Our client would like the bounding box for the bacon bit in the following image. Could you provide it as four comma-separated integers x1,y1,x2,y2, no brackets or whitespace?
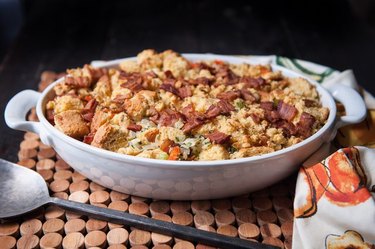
83,132,95,144
191,62,215,72
297,112,316,138
168,146,181,160
46,109,55,125
145,129,159,142
120,72,144,92
164,78,176,86
148,107,160,124
299,112,316,128
275,120,297,137
241,76,266,89
217,100,235,114
177,86,192,98
164,70,175,79
303,99,317,107
216,67,239,85
158,109,184,127
277,101,298,122
264,111,280,123
127,123,142,132
85,65,107,82
182,115,205,133
144,71,158,78
205,100,234,120
189,77,213,85
217,91,241,101
181,104,206,133
205,131,231,144
84,99,98,111
240,89,257,102
205,105,221,119
260,101,275,111
160,83,180,96
112,94,132,105
65,76,91,88
160,139,176,153
181,104,195,117
81,99,98,122
82,112,95,122
250,113,261,124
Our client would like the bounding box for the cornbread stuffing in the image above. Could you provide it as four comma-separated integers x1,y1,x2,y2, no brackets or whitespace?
46,49,329,161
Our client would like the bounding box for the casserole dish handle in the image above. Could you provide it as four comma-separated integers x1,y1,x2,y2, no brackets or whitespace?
5,89,42,134
327,84,367,129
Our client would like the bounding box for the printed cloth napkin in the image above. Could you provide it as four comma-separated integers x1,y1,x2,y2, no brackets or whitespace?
262,56,375,249
93,56,375,248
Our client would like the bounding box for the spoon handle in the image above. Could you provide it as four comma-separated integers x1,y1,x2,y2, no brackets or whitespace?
49,197,277,249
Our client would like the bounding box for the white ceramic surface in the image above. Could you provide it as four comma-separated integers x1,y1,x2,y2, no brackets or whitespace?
5,54,367,200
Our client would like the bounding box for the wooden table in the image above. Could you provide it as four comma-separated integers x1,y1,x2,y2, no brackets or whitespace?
1,0,375,162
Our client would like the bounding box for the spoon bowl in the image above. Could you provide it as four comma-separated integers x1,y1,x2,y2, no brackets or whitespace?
0,158,50,219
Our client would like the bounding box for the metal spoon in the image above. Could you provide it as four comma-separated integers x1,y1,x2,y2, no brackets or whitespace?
0,159,277,249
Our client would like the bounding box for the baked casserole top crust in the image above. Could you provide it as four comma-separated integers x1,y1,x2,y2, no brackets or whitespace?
46,50,329,161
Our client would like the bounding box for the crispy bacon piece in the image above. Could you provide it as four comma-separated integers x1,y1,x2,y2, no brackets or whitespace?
189,77,214,85
181,104,206,133
299,112,316,128
217,91,240,101
81,99,98,122
216,67,239,85
241,76,266,89
164,70,175,79
264,111,280,123
277,101,298,122
177,86,192,98
217,100,235,114
144,70,158,78
120,72,144,92
182,115,205,133
161,84,192,99
83,132,95,144
180,104,195,117
205,100,234,119
160,139,176,153
260,101,275,111
46,109,55,125
148,107,160,124
65,76,91,88
303,99,317,107
158,109,184,127
297,112,316,138
127,123,142,132
160,83,179,96
84,98,98,111
275,120,297,137
240,89,257,102
85,65,107,82
250,113,261,124
191,62,215,73
205,131,231,144
205,105,221,119
112,94,132,105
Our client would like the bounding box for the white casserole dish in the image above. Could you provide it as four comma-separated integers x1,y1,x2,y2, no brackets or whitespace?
5,54,367,200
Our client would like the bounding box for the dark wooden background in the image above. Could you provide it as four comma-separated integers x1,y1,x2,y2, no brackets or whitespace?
1,0,375,162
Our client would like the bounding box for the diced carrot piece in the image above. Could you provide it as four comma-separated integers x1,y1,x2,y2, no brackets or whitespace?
168,146,180,160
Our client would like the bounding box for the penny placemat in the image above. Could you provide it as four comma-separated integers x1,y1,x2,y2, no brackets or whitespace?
0,72,295,249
